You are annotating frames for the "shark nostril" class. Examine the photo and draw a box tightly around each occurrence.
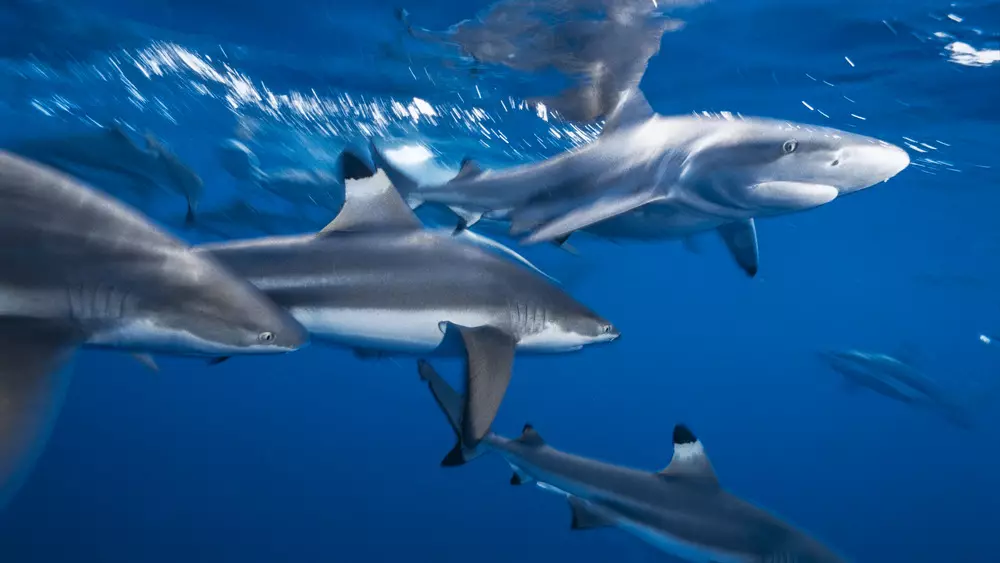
[830,159,840,167]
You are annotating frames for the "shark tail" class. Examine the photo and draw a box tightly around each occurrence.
[183,200,197,228]
[417,359,489,467]
[367,141,485,233]
[368,141,424,209]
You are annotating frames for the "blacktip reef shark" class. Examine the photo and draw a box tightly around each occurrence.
[195,169,618,437]
[417,359,848,562]
[819,349,1000,429]
[376,89,910,277]
[0,151,307,510]
[8,124,205,224]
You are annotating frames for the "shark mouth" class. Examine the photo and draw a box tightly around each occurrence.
[747,181,839,210]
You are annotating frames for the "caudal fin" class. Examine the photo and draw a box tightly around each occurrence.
[368,141,422,207]
[417,359,495,467]
[184,200,197,228]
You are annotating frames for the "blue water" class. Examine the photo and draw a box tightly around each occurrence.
[1,0,999,561]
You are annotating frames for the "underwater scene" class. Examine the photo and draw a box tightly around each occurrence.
[0,0,998,561]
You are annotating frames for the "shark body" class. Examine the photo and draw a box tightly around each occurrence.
[417,356,847,562]
[378,91,910,276]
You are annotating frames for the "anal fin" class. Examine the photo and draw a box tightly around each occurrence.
[0,320,79,509]
[568,497,615,530]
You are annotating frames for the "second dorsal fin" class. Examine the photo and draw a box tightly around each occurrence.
[515,423,545,447]
[452,158,484,181]
[318,170,423,235]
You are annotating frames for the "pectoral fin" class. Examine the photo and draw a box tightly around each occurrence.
[521,190,665,245]
[451,324,517,446]
[716,219,759,277]
[0,321,79,509]
[131,353,160,372]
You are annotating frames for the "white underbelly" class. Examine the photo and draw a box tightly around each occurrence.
[290,307,496,352]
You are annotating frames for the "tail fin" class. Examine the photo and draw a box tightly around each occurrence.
[184,200,197,228]
[417,359,487,466]
[368,141,423,208]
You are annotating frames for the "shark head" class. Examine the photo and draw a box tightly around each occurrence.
[681,118,910,215]
[516,301,620,352]
[84,248,309,357]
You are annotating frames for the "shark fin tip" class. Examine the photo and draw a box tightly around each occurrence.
[672,424,697,445]
[440,443,467,467]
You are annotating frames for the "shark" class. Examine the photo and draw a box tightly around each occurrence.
[0,151,307,510]
[818,349,996,429]
[376,89,910,276]
[195,169,619,442]
[417,357,848,562]
[8,124,204,224]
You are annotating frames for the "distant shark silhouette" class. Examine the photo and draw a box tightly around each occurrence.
[819,348,1000,429]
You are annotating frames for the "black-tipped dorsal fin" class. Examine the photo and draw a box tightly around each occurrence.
[318,170,422,234]
[516,423,545,447]
[658,424,718,486]
[453,158,484,181]
[601,89,654,137]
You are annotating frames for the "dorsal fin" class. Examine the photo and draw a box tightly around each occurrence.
[106,124,142,151]
[516,423,545,447]
[601,89,654,137]
[142,132,167,156]
[318,170,423,235]
[658,424,718,486]
[453,158,484,181]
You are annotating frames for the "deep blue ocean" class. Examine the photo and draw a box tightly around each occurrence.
[1,0,998,561]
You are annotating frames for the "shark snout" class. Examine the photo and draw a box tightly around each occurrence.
[836,142,910,195]
[604,324,621,342]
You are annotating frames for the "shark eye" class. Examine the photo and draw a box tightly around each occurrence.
[257,331,275,343]
[782,140,798,154]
